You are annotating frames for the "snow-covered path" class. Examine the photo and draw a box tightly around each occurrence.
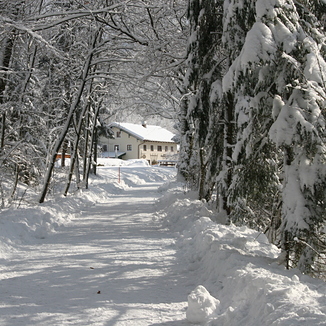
[2,163,326,326]
[0,180,188,325]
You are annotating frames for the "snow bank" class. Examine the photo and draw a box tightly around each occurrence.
[157,183,326,325]
[186,285,220,323]
[97,158,150,167]
[2,165,326,325]
[0,186,108,257]
[156,181,218,232]
[0,164,176,260]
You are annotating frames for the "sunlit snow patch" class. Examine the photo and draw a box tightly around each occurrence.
[186,285,220,323]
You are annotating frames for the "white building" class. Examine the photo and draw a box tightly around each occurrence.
[99,122,178,165]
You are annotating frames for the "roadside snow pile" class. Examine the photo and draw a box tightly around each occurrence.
[186,285,220,323]
[0,187,106,256]
[96,158,175,186]
[97,158,150,167]
[0,162,126,256]
[157,183,326,325]
[0,206,69,244]
[2,165,326,325]
[156,181,217,232]
[0,163,176,260]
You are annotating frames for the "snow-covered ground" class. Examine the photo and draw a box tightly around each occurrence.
[0,158,326,325]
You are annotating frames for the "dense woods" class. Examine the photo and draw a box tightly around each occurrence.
[180,0,326,277]
[1,0,326,277]
[0,0,187,204]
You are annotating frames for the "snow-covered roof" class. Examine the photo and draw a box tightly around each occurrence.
[109,122,176,143]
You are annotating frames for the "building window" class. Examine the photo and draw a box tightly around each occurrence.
[114,145,119,151]
[171,146,174,152]
[102,145,108,152]
[127,144,132,151]
[116,131,121,138]
[157,145,162,152]
[150,145,154,151]
[143,145,147,151]
[165,146,168,152]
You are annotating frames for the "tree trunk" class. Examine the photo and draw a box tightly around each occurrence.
[0,112,6,150]
[281,145,294,269]
[82,108,90,181]
[0,37,14,150]
[63,82,95,196]
[85,104,101,188]
[38,30,99,203]
[92,128,98,176]
[9,164,19,201]
[61,140,68,168]
[0,1,25,149]
[221,91,234,216]
[198,147,208,200]
[63,107,87,196]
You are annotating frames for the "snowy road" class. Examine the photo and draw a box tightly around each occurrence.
[0,178,189,325]
[3,163,326,326]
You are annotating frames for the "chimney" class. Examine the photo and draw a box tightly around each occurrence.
[142,121,147,128]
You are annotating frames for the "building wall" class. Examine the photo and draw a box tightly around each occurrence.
[139,142,176,164]
[99,126,177,164]
[100,126,140,160]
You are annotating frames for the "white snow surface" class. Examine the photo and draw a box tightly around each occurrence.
[0,159,326,325]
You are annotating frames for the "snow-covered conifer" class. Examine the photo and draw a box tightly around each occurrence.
[223,0,326,273]
[179,0,224,201]
[218,0,258,216]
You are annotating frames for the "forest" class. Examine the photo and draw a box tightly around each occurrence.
[1,0,326,277]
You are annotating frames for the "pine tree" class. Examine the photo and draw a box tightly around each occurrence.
[179,0,224,201]
[218,0,258,216]
[222,0,281,230]
[223,0,326,274]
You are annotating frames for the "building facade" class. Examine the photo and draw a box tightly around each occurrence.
[99,122,178,165]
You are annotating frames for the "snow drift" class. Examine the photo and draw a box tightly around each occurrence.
[157,181,326,325]
[0,163,326,325]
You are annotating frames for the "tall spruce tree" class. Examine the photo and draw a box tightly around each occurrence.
[222,0,281,231]
[179,0,224,201]
[223,0,326,274]
[218,0,257,216]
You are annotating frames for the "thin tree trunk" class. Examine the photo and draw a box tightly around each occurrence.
[177,85,193,181]
[281,145,294,269]
[9,164,19,200]
[63,106,87,196]
[0,1,25,149]
[75,150,81,187]
[0,37,14,150]
[82,108,90,181]
[92,128,98,176]
[61,140,68,167]
[222,91,234,216]
[85,104,101,188]
[39,30,99,203]
[198,147,208,200]
[63,84,93,196]
[0,112,6,150]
